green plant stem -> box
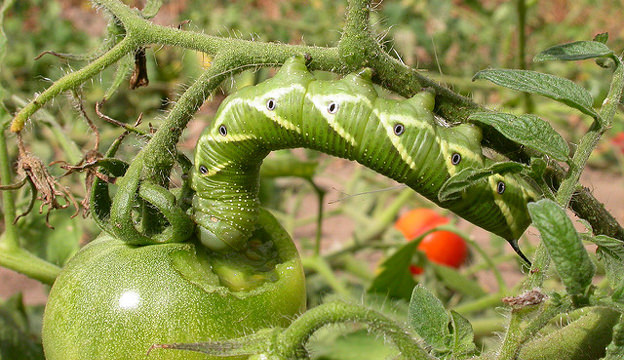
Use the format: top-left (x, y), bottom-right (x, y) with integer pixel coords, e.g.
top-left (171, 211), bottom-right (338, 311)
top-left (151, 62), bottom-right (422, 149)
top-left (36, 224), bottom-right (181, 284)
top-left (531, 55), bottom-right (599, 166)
top-left (1, 124), bottom-right (64, 285)
top-left (523, 243), bottom-right (550, 290)
top-left (497, 308), bottom-right (525, 360)
top-left (10, 96), bottom-right (83, 164)
top-left (526, 57), bottom-right (624, 290)
top-left (11, 37), bottom-right (135, 132)
top-left (325, 188), bottom-right (413, 261)
top-left (0, 244), bottom-right (60, 285)
top-left (305, 178), bottom-right (325, 256)
top-left (556, 58), bottom-right (624, 207)
top-left (519, 298), bottom-right (571, 345)
top-left (465, 235), bottom-right (508, 292)
top-left (301, 256), bottom-right (350, 298)
top-left (277, 301), bottom-right (434, 360)
top-left (454, 292), bottom-right (508, 315)
top-left (0, 123), bottom-right (17, 248)
top-left (516, 0), bottom-right (534, 113)
top-left (472, 317), bottom-right (506, 338)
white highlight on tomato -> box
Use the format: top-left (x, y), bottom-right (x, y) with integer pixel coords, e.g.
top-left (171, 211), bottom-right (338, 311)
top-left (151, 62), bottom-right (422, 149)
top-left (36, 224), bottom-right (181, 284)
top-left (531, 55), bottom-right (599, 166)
top-left (118, 290), bottom-right (141, 309)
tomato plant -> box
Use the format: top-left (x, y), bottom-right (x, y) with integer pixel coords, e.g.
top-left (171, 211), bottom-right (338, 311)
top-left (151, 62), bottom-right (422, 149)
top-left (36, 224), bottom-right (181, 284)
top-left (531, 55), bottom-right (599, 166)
top-left (395, 209), bottom-right (467, 274)
top-left (42, 210), bottom-right (306, 360)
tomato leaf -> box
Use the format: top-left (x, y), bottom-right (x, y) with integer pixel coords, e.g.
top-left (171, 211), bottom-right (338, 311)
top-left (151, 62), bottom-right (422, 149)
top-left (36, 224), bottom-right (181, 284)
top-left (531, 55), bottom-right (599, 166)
top-left (604, 321), bottom-right (624, 360)
top-left (472, 69), bottom-right (598, 119)
top-left (528, 199), bottom-right (595, 296)
top-left (310, 329), bottom-right (399, 360)
top-left (529, 158), bottom-right (548, 182)
top-left (260, 150), bottom-right (318, 179)
top-left (0, 294), bottom-right (45, 359)
top-left (432, 264), bottom-right (486, 298)
top-left (408, 284), bottom-right (451, 352)
top-left (470, 112), bottom-right (569, 161)
top-left (533, 41), bottom-right (613, 62)
top-left (594, 33), bottom-right (609, 44)
top-left (438, 162), bottom-right (525, 202)
top-left (369, 241), bottom-right (418, 301)
top-left (17, 205), bottom-right (81, 266)
top-left (587, 235), bottom-right (624, 290)
top-left (449, 311), bottom-right (478, 358)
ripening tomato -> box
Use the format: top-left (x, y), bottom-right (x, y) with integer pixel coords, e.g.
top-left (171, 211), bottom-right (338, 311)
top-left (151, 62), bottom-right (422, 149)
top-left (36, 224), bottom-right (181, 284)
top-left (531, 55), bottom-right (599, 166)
top-left (395, 209), bottom-right (467, 275)
top-left (42, 209), bottom-right (306, 360)
top-left (394, 208), bottom-right (450, 240)
top-left (611, 132), bottom-right (624, 154)
top-left (414, 230), bottom-right (468, 273)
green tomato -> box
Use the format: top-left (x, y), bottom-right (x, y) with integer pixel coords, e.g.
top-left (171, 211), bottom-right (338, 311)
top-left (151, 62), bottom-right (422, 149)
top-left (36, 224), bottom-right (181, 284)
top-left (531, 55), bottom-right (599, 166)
top-left (42, 209), bottom-right (306, 360)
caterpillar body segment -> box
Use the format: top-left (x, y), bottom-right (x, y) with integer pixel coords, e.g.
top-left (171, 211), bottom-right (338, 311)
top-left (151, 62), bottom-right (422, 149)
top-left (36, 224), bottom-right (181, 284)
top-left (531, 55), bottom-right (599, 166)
top-left (191, 56), bottom-right (539, 260)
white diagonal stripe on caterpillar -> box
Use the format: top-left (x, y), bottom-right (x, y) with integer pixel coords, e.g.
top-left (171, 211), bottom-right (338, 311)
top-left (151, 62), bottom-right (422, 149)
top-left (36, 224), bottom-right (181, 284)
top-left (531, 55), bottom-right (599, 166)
top-left (373, 109), bottom-right (419, 169)
top-left (306, 93), bottom-right (367, 146)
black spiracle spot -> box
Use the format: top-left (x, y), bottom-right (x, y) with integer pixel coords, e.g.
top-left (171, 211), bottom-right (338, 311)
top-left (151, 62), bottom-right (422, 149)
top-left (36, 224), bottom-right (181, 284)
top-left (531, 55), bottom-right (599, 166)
top-left (218, 125), bottom-right (227, 136)
top-left (327, 102), bottom-right (339, 114)
top-left (451, 153), bottom-right (461, 165)
top-left (497, 181), bottom-right (506, 194)
top-left (266, 98), bottom-right (276, 111)
top-left (393, 123), bottom-right (405, 136)
top-left (199, 165), bottom-right (208, 175)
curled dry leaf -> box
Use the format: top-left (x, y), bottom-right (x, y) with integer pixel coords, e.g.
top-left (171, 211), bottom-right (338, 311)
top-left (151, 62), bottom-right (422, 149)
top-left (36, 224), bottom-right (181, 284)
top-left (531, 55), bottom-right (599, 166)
top-left (6, 139), bottom-right (80, 228)
top-left (502, 289), bottom-right (547, 309)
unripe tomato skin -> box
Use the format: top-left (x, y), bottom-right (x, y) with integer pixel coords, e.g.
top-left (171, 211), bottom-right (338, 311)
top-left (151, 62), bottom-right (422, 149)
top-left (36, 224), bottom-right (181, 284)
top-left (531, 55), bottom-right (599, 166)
top-left (42, 209), bottom-right (306, 360)
top-left (395, 209), bottom-right (467, 275)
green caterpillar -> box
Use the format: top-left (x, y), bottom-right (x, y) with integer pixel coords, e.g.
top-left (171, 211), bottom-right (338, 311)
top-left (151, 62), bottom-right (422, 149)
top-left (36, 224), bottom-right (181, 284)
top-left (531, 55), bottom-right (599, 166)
top-left (191, 56), bottom-right (539, 261)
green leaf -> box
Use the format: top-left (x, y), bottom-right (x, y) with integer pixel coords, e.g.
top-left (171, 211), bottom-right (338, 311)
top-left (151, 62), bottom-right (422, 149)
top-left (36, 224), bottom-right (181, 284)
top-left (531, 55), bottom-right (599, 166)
top-left (261, 150), bottom-right (318, 179)
top-left (528, 199), bottom-right (595, 296)
top-left (449, 311), bottom-right (477, 358)
top-left (312, 329), bottom-right (399, 360)
top-left (432, 264), bottom-right (486, 298)
top-left (604, 320), bottom-right (624, 360)
top-left (438, 162), bottom-right (525, 202)
top-left (470, 112), bottom-right (569, 161)
top-left (588, 235), bottom-right (624, 290)
top-left (594, 32), bottom-right (609, 44)
top-left (18, 206), bottom-right (81, 266)
top-left (141, 0), bottom-right (163, 19)
top-left (529, 158), bottom-right (548, 181)
top-left (534, 41), bottom-right (613, 62)
top-left (368, 241), bottom-right (418, 301)
top-left (408, 285), bottom-right (451, 351)
top-left (104, 54), bottom-right (134, 101)
top-left (473, 69), bottom-right (598, 118)
top-left (0, 0), bottom-right (15, 104)
top-left (0, 294), bottom-right (45, 360)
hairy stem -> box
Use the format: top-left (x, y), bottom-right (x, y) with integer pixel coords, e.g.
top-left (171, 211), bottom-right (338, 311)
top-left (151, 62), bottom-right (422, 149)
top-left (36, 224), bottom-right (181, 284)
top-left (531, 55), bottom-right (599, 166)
top-left (557, 57), bottom-right (624, 207)
top-left (526, 57), bottom-right (624, 289)
top-left (0, 129), bottom-right (19, 251)
top-left (0, 245), bottom-right (60, 285)
top-left (277, 301), bottom-right (433, 360)
top-left (497, 308), bottom-right (524, 360)
top-left (11, 37), bottom-right (136, 132)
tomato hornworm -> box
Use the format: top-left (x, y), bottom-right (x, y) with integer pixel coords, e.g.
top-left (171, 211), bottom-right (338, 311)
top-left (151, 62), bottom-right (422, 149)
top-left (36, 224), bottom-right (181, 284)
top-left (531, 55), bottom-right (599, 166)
top-left (191, 56), bottom-right (539, 262)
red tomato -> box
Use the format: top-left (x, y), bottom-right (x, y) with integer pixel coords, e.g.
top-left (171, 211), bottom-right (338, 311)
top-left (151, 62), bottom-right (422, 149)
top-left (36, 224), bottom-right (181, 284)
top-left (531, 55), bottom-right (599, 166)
top-left (611, 132), bottom-right (624, 154)
top-left (395, 209), bottom-right (467, 275)
top-left (394, 208), bottom-right (450, 240)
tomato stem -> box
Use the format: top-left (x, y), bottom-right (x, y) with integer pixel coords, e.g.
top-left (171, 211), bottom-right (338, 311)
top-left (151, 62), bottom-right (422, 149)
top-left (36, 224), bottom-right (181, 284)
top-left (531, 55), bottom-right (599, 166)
top-left (0, 119), bottom-right (18, 249)
top-left (277, 301), bottom-right (434, 360)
